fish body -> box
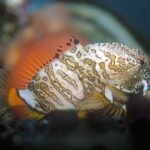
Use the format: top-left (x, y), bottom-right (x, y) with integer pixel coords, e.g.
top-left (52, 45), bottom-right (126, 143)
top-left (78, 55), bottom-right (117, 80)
top-left (1, 35), bottom-right (150, 119)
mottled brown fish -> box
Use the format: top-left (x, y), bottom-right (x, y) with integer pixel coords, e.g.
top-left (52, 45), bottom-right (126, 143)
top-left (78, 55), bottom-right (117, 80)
top-left (0, 35), bottom-right (149, 119)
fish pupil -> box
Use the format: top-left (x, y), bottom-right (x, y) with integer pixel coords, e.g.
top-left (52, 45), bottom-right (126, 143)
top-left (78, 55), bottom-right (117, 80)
top-left (140, 60), bottom-right (145, 65)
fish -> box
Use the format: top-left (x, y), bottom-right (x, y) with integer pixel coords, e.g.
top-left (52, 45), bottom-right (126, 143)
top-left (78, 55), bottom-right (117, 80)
top-left (0, 35), bottom-right (150, 120)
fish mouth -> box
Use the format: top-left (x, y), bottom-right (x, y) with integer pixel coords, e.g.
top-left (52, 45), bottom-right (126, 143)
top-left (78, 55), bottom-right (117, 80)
top-left (142, 79), bottom-right (150, 96)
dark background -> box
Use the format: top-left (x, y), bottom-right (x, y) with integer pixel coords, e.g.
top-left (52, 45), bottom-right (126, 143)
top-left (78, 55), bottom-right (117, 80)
top-left (97, 0), bottom-right (150, 51)
top-left (30, 0), bottom-right (150, 50)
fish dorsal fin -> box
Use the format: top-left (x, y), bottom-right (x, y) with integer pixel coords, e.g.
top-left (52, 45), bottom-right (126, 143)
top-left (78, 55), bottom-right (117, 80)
top-left (8, 33), bottom-right (82, 89)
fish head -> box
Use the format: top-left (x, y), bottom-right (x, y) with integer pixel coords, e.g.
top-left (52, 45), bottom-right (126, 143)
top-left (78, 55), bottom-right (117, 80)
top-left (91, 43), bottom-right (150, 94)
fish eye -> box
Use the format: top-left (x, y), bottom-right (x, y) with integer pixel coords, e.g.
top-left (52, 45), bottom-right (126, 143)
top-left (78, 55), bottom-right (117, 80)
top-left (140, 60), bottom-right (145, 65)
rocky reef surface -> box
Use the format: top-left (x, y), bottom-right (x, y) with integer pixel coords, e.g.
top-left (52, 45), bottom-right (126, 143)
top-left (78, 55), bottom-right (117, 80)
top-left (0, 95), bottom-right (150, 150)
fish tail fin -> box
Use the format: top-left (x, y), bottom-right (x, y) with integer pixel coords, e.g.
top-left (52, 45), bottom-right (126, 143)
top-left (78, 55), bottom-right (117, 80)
top-left (0, 69), bottom-right (44, 121)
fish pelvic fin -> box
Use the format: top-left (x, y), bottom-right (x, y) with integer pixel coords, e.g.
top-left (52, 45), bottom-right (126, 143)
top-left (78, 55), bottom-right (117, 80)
top-left (77, 91), bottom-right (126, 118)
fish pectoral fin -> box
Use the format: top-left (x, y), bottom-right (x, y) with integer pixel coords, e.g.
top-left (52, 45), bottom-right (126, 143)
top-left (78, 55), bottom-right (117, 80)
top-left (104, 86), bottom-right (113, 103)
top-left (104, 84), bottom-right (127, 115)
top-left (77, 103), bottom-right (127, 119)
top-left (77, 91), bottom-right (127, 118)
top-left (100, 103), bottom-right (127, 117)
top-left (105, 84), bottom-right (128, 103)
top-left (77, 92), bottom-right (111, 111)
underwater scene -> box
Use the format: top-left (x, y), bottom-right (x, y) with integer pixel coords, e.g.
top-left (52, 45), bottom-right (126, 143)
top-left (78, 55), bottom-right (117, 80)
top-left (0, 0), bottom-right (150, 149)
